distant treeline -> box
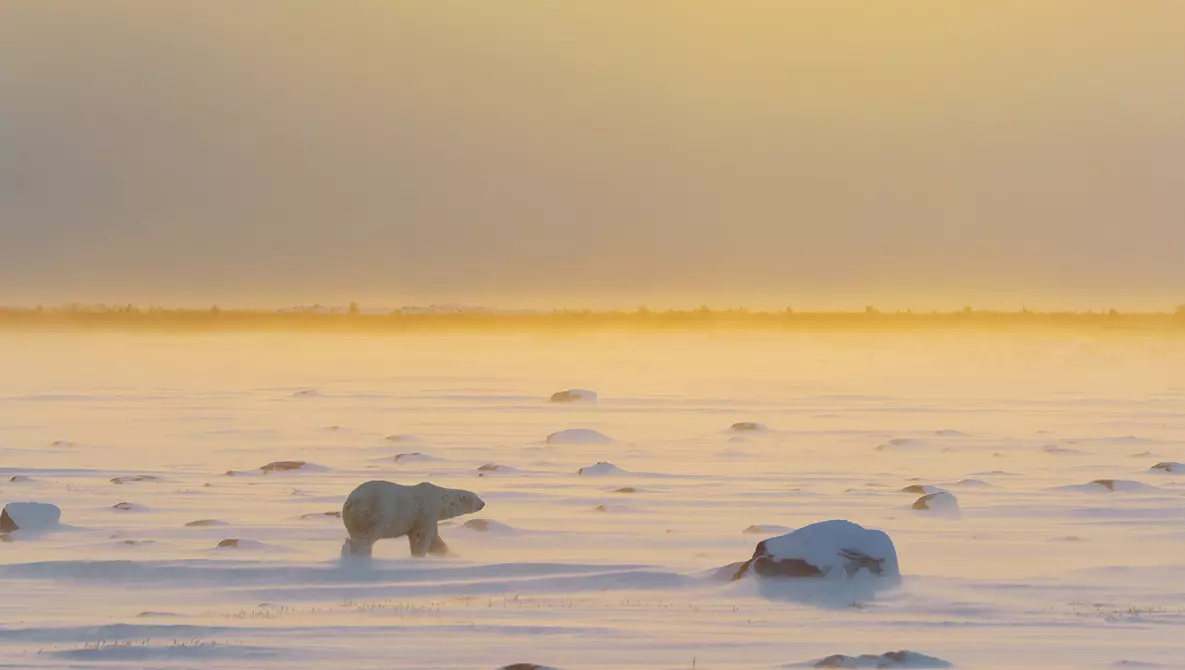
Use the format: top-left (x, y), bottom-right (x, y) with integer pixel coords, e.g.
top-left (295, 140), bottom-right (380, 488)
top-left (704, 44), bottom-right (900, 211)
top-left (2, 304), bottom-right (1185, 333)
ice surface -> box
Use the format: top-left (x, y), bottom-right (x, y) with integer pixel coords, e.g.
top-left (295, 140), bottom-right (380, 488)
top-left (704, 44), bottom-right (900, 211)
top-left (3, 331), bottom-right (1185, 669)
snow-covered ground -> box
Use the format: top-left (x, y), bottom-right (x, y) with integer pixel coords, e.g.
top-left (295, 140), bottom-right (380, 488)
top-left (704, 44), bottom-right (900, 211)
top-left (1, 331), bottom-right (1183, 669)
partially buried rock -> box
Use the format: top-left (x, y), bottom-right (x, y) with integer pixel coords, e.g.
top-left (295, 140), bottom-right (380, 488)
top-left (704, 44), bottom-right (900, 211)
top-left (477, 463), bottom-right (505, 472)
top-left (613, 487), bottom-right (638, 494)
top-left (731, 520), bottom-right (899, 581)
top-left (1, 501), bottom-right (62, 533)
top-left (497, 665), bottom-right (564, 670)
top-left (546, 428), bottom-right (612, 445)
top-left (549, 389), bottom-right (597, 403)
top-left (7, 475), bottom-right (34, 483)
top-left (110, 475), bottom-right (158, 484)
top-left (260, 461), bottom-right (306, 472)
top-left (1088, 479), bottom-right (1151, 492)
top-left (217, 538), bottom-right (242, 548)
top-left (730, 422), bottom-right (767, 432)
top-left (393, 452), bottom-right (438, 464)
top-left (901, 484), bottom-right (945, 495)
top-left (812, 650), bottom-right (952, 668)
top-left (301, 511), bottom-right (341, 519)
top-left (185, 519), bottom-right (227, 527)
top-left (1151, 462), bottom-right (1183, 474)
top-left (577, 461), bottom-right (626, 476)
top-left (912, 492), bottom-right (959, 512)
top-left (112, 502), bottom-right (140, 511)
top-left (743, 524), bottom-right (792, 535)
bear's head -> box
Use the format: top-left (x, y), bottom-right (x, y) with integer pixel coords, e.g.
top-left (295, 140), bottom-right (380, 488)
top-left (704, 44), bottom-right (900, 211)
top-left (439, 488), bottom-right (485, 520)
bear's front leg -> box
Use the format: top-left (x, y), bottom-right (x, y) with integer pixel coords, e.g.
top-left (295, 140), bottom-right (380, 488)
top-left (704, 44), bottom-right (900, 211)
top-left (428, 533), bottom-right (449, 556)
top-left (408, 519), bottom-right (437, 557)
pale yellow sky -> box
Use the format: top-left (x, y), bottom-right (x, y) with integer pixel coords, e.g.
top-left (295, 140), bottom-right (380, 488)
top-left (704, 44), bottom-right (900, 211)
top-left (2, 2), bottom-right (1184, 311)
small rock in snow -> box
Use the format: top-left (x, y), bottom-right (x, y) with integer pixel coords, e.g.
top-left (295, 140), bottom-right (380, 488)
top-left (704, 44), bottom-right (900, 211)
top-left (912, 492), bottom-right (959, 512)
top-left (730, 422), bottom-right (767, 432)
top-left (549, 389), bottom-right (598, 403)
top-left (547, 429), bottom-right (613, 445)
top-left (110, 475), bottom-right (158, 484)
top-left (577, 461), bottom-right (626, 476)
top-left (900, 485), bottom-right (945, 495)
top-left (259, 461), bottom-right (307, 472)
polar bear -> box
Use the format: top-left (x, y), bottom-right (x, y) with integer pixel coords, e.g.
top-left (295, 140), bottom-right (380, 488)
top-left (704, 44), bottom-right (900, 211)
top-left (340, 480), bottom-right (485, 558)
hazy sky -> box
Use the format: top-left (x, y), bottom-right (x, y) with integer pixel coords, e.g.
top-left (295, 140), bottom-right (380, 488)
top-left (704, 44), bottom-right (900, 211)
top-left (2, 2), bottom-right (1184, 310)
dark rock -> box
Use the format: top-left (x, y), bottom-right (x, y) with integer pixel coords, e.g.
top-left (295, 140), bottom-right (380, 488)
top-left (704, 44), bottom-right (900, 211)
top-left (184, 519), bottom-right (226, 527)
top-left (112, 502), bottom-right (137, 511)
top-left (477, 464), bottom-right (504, 472)
top-left (217, 539), bottom-right (241, 548)
top-left (613, 487), bottom-right (637, 494)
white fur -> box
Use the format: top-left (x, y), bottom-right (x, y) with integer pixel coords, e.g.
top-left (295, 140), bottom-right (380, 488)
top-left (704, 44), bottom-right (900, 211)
top-left (340, 481), bottom-right (484, 558)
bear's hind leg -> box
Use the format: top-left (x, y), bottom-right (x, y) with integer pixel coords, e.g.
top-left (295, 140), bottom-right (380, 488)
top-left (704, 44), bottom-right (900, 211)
top-left (342, 534), bottom-right (376, 558)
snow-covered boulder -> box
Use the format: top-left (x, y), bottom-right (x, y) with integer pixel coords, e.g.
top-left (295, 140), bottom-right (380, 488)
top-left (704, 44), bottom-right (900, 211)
top-left (809, 650), bottom-right (951, 668)
top-left (912, 492), bottom-right (959, 511)
top-left (577, 461), bottom-right (626, 476)
top-left (731, 520), bottom-right (899, 581)
top-left (1151, 462), bottom-right (1184, 474)
top-left (0, 501), bottom-right (62, 533)
top-left (546, 428), bottom-right (612, 445)
top-left (549, 389), bottom-right (597, 403)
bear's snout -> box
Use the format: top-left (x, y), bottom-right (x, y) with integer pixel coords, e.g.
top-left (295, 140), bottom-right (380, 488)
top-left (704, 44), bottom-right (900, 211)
top-left (475, 498), bottom-right (486, 511)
